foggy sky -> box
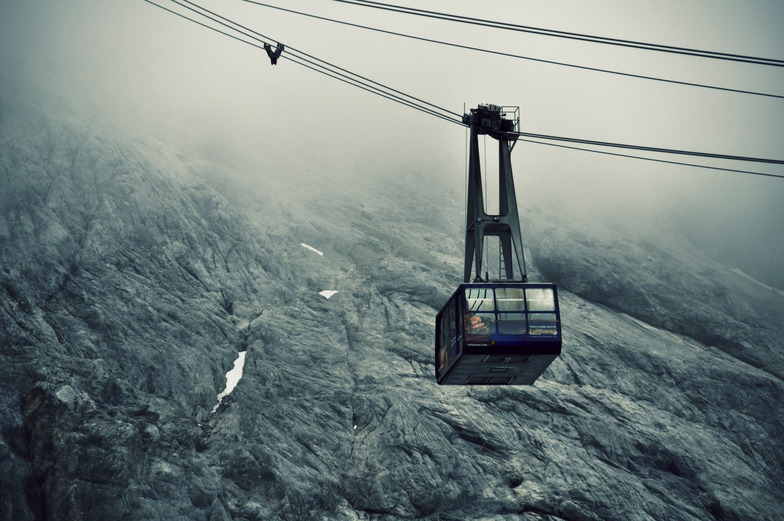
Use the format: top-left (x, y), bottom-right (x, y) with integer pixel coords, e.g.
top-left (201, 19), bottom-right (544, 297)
top-left (2, 0), bottom-right (783, 287)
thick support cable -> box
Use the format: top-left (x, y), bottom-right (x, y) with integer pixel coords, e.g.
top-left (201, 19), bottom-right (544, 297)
top-left (515, 131), bottom-right (784, 165)
top-left (177, 0), bottom-right (460, 120)
top-left (517, 138), bottom-right (784, 179)
top-left (331, 0), bottom-right (784, 67)
top-left (143, 0), bottom-right (268, 51)
top-left (241, 1), bottom-right (784, 100)
top-left (145, 0), bottom-right (460, 123)
top-left (282, 55), bottom-right (463, 125)
top-left (143, 0), bottom-right (784, 180)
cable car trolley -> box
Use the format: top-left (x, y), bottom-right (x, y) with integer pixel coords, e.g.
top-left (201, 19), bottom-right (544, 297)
top-left (435, 104), bottom-right (562, 385)
top-left (436, 283), bottom-right (561, 384)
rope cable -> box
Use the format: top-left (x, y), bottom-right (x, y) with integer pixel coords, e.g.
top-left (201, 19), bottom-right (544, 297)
top-left (514, 132), bottom-right (784, 164)
top-left (284, 52), bottom-right (460, 123)
top-left (285, 47), bottom-right (461, 119)
top-left (241, 1), bottom-right (784, 99)
top-left (517, 138), bottom-right (784, 179)
top-left (143, 0), bottom-right (267, 50)
top-left (331, 0), bottom-right (784, 67)
top-left (174, 0), bottom-right (274, 44)
top-left (148, 0), bottom-right (461, 123)
top-left (178, 0), bottom-right (460, 120)
top-left (142, 0), bottom-right (784, 179)
top-left (283, 55), bottom-right (463, 125)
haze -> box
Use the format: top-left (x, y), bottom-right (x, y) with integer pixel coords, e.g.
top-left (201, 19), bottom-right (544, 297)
top-left (2, 0), bottom-right (782, 287)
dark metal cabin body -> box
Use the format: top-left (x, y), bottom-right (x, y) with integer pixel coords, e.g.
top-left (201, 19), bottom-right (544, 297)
top-left (435, 283), bottom-right (562, 385)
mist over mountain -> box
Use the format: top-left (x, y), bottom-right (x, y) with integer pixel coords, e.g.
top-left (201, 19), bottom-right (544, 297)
top-left (1, 71), bottom-right (783, 521)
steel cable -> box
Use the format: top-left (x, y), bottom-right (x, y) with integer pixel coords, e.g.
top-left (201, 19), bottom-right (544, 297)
top-left (331, 0), bottom-right (784, 67)
top-left (242, 1), bottom-right (784, 99)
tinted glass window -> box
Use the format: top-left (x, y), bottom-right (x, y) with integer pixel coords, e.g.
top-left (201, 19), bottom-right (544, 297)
top-left (466, 312), bottom-right (495, 338)
top-left (496, 287), bottom-right (525, 311)
top-left (465, 287), bottom-right (495, 312)
top-left (528, 312), bottom-right (558, 336)
top-left (526, 288), bottom-right (555, 312)
top-left (447, 300), bottom-right (456, 339)
top-left (498, 312), bottom-right (526, 334)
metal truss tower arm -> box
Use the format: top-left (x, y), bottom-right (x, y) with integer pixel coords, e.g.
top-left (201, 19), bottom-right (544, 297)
top-left (463, 105), bottom-right (527, 283)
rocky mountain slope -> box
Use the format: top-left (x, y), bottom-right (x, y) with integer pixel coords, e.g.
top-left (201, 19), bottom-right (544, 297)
top-left (1, 88), bottom-right (783, 521)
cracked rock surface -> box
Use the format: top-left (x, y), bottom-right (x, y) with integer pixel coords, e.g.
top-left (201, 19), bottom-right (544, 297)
top-left (1, 86), bottom-right (783, 521)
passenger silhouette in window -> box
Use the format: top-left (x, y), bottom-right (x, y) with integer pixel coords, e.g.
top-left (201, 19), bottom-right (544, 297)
top-left (467, 314), bottom-right (490, 335)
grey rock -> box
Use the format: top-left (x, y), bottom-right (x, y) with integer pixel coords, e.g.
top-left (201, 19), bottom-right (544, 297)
top-left (1, 85), bottom-right (782, 521)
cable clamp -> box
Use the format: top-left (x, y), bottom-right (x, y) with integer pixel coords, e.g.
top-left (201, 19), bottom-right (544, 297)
top-left (264, 42), bottom-right (285, 65)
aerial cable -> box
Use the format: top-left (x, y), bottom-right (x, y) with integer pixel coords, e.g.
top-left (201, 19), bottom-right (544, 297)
top-left (174, 0), bottom-right (461, 121)
top-left (241, 1), bottom-right (784, 99)
top-left (514, 131), bottom-right (784, 165)
top-left (331, 0), bottom-right (784, 67)
top-left (176, 0), bottom-right (460, 120)
top-left (518, 138), bottom-right (784, 179)
top-left (281, 47), bottom-right (460, 123)
top-left (144, 0), bottom-right (784, 179)
top-left (173, 0), bottom-right (274, 43)
top-left (283, 55), bottom-right (463, 125)
top-left (144, 0), bottom-right (460, 123)
top-left (284, 49), bottom-right (461, 120)
top-left (142, 0), bottom-right (267, 51)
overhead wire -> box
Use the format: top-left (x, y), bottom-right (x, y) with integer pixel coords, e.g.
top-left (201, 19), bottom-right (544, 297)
top-left (176, 0), bottom-right (461, 123)
top-left (517, 138), bottom-right (784, 179)
top-left (143, 0), bottom-right (462, 125)
top-left (283, 55), bottom-right (463, 125)
top-left (513, 132), bottom-right (784, 165)
top-left (331, 0), bottom-right (784, 67)
top-left (142, 0), bottom-right (266, 51)
top-left (178, 0), bottom-right (456, 121)
top-left (142, 0), bottom-right (783, 179)
top-left (240, 1), bottom-right (784, 100)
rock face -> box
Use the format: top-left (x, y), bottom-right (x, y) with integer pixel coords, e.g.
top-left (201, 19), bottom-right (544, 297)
top-left (1, 90), bottom-right (783, 521)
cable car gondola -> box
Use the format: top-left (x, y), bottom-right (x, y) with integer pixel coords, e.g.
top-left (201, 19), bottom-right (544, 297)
top-left (436, 282), bottom-right (561, 384)
top-left (435, 104), bottom-right (562, 385)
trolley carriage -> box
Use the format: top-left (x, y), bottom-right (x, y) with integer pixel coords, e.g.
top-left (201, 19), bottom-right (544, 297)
top-left (436, 283), bottom-right (561, 385)
top-left (436, 104), bottom-right (562, 385)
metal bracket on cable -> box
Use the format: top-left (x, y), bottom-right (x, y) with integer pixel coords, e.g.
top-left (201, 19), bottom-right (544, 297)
top-left (264, 42), bottom-right (285, 65)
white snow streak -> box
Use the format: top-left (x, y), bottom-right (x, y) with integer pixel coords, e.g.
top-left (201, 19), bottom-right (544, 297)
top-left (300, 243), bottom-right (324, 256)
top-left (212, 351), bottom-right (246, 413)
top-left (320, 290), bottom-right (339, 299)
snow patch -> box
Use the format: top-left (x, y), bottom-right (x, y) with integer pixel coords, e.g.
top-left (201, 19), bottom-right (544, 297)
top-left (212, 351), bottom-right (246, 413)
top-left (300, 243), bottom-right (324, 256)
top-left (320, 290), bottom-right (339, 299)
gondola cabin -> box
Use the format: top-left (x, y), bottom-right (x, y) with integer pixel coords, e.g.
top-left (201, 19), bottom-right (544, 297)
top-left (435, 283), bottom-right (561, 385)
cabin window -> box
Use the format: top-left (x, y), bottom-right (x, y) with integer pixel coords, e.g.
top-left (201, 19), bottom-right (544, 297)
top-left (496, 287), bottom-right (526, 335)
top-left (466, 312), bottom-right (495, 339)
top-left (528, 312), bottom-right (558, 336)
top-left (447, 299), bottom-right (456, 340)
top-left (438, 314), bottom-right (449, 372)
top-left (465, 287), bottom-right (495, 312)
top-left (437, 299), bottom-right (460, 376)
top-left (498, 313), bottom-right (526, 334)
top-left (526, 288), bottom-right (556, 312)
top-left (496, 287), bottom-right (525, 311)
